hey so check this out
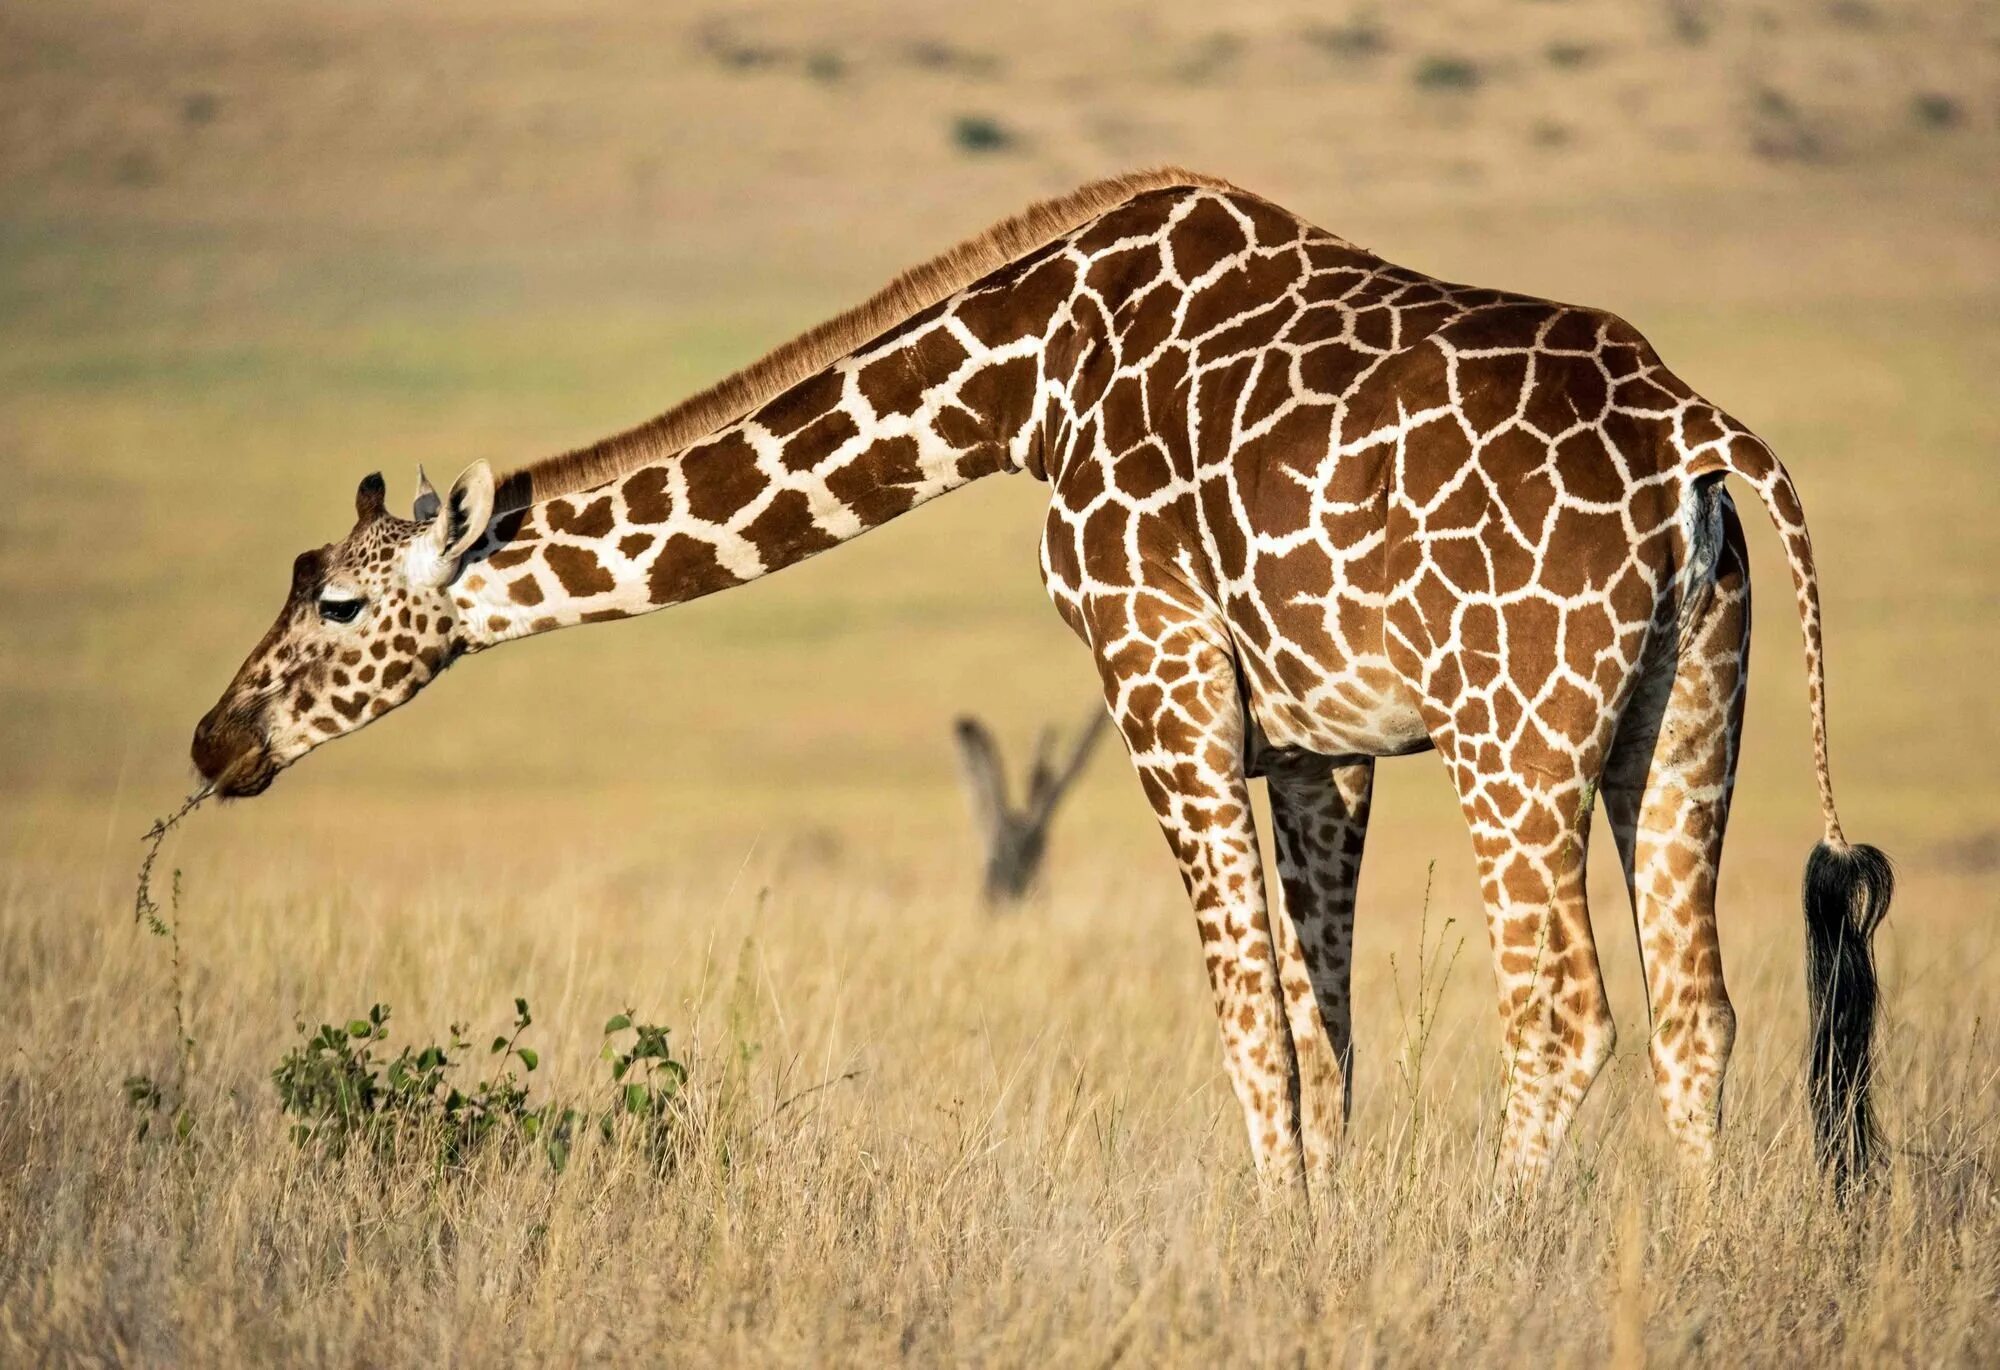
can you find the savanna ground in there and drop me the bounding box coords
[2,2,1998,1363]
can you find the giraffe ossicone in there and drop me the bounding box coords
[193,169,1893,1195]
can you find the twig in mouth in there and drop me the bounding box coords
[135,785,211,929]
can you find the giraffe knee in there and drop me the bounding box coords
[1504,987,1616,1096]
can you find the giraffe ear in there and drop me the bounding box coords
[411,465,441,523]
[409,460,495,588]
[354,472,388,523]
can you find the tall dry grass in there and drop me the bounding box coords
[1,828,1994,1364]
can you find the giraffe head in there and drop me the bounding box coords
[191,463,496,797]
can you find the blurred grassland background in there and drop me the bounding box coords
[2,1,1998,1363]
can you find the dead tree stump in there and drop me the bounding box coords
[952,705,1111,905]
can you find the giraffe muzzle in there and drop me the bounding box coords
[191,705,278,799]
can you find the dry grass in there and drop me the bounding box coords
[1,836,1996,1364]
[3,1,1998,1363]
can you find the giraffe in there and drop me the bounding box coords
[193,169,1893,1195]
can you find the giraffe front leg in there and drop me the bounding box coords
[1093,600,1306,1193]
[1266,756,1374,1174]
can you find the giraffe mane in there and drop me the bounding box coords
[495,166,1238,509]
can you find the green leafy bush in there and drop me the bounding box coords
[600,1011,691,1170]
[270,998,688,1175]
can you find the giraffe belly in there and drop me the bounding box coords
[1235,642,1433,762]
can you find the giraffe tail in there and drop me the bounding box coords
[1687,431,1894,1193]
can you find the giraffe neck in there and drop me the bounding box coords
[452,297,1055,650]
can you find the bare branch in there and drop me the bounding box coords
[1029,706,1111,826]
[952,715,1009,841]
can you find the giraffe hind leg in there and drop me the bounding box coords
[1602,492,1750,1167]
[1450,756,1617,1190]
[1417,649,1628,1187]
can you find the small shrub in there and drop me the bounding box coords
[123,1073,192,1144]
[697,22,782,71]
[600,1012,692,1171]
[1912,93,1961,129]
[271,998,573,1171]
[1756,87,1796,119]
[1750,86,1824,162]
[1413,55,1481,92]
[112,150,161,188]
[1546,42,1595,68]
[268,998,689,1176]
[1303,21,1387,59]
[1668,0,1710,45]
[950,115,1016,155]
[127,801,698,1179]
[905,41,1000,78]
[804,50,845,84]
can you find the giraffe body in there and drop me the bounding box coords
[195,172,1892,1194]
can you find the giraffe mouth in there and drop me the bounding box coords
[213,748,279,799]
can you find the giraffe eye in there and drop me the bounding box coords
[318,596,365,625]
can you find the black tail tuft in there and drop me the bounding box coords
[1802,840,1894,1192]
